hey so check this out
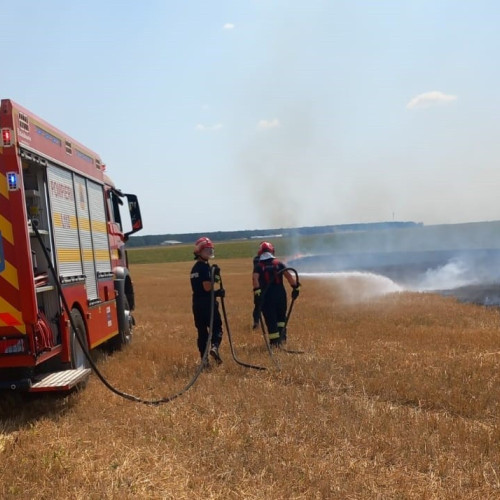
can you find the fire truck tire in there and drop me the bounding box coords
[108,296,133,351]
[69,309,90,370]
[121,296,134,345]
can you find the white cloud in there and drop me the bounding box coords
[195,123,223,132]
[223,23,235,30]
[257,118,280,129]
[406,91,458,110]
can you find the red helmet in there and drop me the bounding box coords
[258,241,275,256]
[194,237,214,258]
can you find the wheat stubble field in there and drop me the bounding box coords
[1,257,500,499]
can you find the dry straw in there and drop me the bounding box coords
[1,259,500,499]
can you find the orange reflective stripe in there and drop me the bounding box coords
[0,214,13,245]
[0,312,22,326]
[0,172,8,199]
[1,259,19,289]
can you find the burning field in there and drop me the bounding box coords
[289,248,500,306]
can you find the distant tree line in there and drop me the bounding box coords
[126,221,422,248]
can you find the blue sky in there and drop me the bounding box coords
[3,1,499,235]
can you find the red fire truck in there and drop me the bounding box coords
[0,99,143,391]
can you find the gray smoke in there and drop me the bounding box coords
[288,221,500,305]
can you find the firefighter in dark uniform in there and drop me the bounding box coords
[252,241,300,347]
[190,237,224,366]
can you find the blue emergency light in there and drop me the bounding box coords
[7,172,18,191]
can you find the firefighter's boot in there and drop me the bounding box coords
[210,345,223,365]
[269,332,281,348]
[278,322,287,344]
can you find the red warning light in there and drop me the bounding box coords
[2,128,12,146]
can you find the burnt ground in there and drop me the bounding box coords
[288,249,500,307]
[435,284,500,306]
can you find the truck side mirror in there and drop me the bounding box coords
[124,194,143,240]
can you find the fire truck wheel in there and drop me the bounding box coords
[108,296,133,351]
[70,309,90,370]
[121,296,134,345]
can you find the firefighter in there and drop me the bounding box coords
[252,241,300,347]
[190,237,224,366]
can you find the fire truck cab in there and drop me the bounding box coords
[0,99,143,391]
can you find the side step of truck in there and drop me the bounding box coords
[29,368,91,392]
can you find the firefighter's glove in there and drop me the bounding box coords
[253,288,262,306]
[214,288,225,299]
[212,265,221,283]
[291,284,301,300]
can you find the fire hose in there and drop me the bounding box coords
[33,222,268,405]
[217,273,267,371]
[33,221,220,405]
